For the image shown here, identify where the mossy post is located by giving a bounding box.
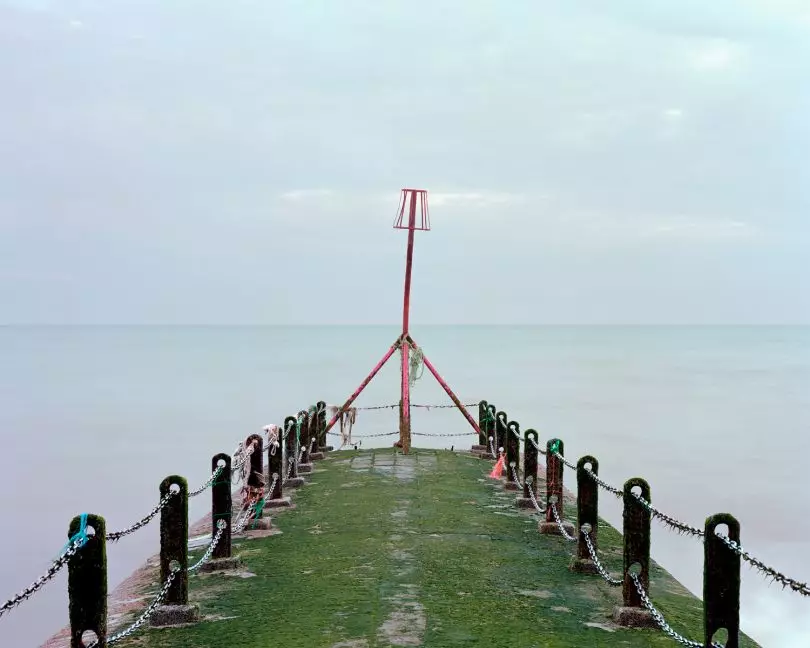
[571,455,599,574]
[486,403,497,458]
[613,477,655,628]
[160,476,189,604]
[516,428,539,508]
[504,420,521,491]
[211,453,232,559]
[538,438,574,536]
[246,433,264,490]
[152,475,200,626]
[317,401,332,452]
[68,514,107,648]
[310,402,324,459]
[495,411,508,459]
[299,409,311,464]
[473,400,488,452]
[284,415,305,488]
[265,428,291,508]
[704,513,741,648]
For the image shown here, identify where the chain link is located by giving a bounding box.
[266,473,279,499]
[510,464,524,490]
[552,450,577,471]
[106,491,175,542]
[550,502,577,542]
[631,492,706,538]
[583,467,623,497]
[99,568,180,646]
[526,482,546,514]
[630,572,721,648]
[715,533,810,597]
[353,403,479,411]
[488,436,496,458]
[188,523,226,572]
[0,538,85,619]
[527,436,547,455]
[282,456,295,484]
[412,431,476,437]
[582,530,623,586]
[189,465,224,498]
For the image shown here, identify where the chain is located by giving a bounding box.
[527,436,546,455]
[583,467,623,498]
[282,456,294,483]
[99,568,180,646]
[353,403,479,411]
[552,450,577,471]
[189,465,224,498]
[299,445,307,462]
[412,431,476,437]
[550,502,577,542]
[327,430,398,439]
[526,482,546,514]
[0,538,85,619]
[582,530,623,586]
[715,534,810,597]
[310,437,317,452]
[488,436,496,458]
[510,464,524,490]
[188,522,226,573]
[106,492,175,542]
[630,572,720,648]
[631,492,705,538]
[267,473,279,498]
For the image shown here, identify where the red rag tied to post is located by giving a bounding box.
[489,454,505,479]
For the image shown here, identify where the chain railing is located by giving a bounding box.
[716,534,810,597]
[526,481,546,514]
[550,502,577,542]
[582,529,622,586]
[106,492,175,542]
[188,522,226,573]
[93,567,181,646]
[189,465,224,498]
[630,572,722,648]
[0,537,86,619]
[353,402,479,411]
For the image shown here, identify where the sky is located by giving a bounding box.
[1,0,809,325]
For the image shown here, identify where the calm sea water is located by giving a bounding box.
[1,326,808,647]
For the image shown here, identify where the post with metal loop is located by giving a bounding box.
[704,514,741,648]
[284,415,305,488]
[613,477,655,627]
[298,409,313,474]
[473,400,489,452]
[571,455,600,574]
[495,411,508,460]
[68,514,107,648]
[538,438,574,536]
[504,420,521,491]
[151,476,200,627]
[245,433,264,491]
[310,401,326,460]
[265,427,291,508]
[516,429,539,508]
[318,400,333,452]
[485,403,497,459]
[201,454,242,571]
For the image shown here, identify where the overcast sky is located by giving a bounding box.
[1,0,808,325]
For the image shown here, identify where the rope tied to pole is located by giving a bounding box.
[409,346,425,389]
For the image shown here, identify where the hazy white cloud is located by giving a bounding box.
[428,192,528,208]
[661,108,685,120]
[689,38,745,71]
[279,189,335,203]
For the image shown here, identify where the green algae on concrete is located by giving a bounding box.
[122,448,760,648]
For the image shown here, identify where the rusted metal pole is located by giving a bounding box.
[402,190,417,334]
[407,336,482,437]
[324,337,401,435]
[400,338,411,453]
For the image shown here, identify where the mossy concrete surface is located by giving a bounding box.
[121,448,760,648]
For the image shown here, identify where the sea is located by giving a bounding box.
[0,325,808,647]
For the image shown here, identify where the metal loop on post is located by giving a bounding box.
[477,401,489,446]
[298,409,311,464]
[495,411,508,461]
[505,420,520,485]
[159,475,189,606]
[284,415,299,479]
[704,513,741,648]
[245,434,264,490]
[545,438,565,523]
[621,477,651,609]
[211,453,232,560]
[68,514,107,648]
[576,455,600,564]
